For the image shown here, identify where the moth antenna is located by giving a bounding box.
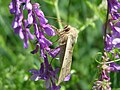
[45,16,67,27]
[45,16,63,22]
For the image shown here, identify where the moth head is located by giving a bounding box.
[63,25,71,33]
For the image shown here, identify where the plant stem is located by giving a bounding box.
[103,0,109,50]
[67,0,71,24]
[54,0,63,30]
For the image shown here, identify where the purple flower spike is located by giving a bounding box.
[105,0,120,51]
[9,0,60,89]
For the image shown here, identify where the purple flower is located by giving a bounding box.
[93,64,111,90]
[26,10,33,26]
[9,0,56,49]
[29,54,60,89]
[93,80,111,90]
[105,34,113,51]
[101,70,110,81]
[51,82,61,90]
[105,0,120,51]
[29,55,59,81]
[12,11,23,29]
[9,0,35,48]
[105,33,120,51]
[49,47,60,58]
[22,28,34,48]
[108,0,120,18]
[42,24,56,36]
[31,44,40,54]
[31,31,52,56]
[64,74,71,81]
[9,0,21,15]
[24,0,32,10]
[105,32,120,51]
[94,1,120,89]
[28,63,44,81]
[33,3,48,25]
[109,62,120,71]
[9,0,60,89]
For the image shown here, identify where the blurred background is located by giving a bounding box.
[0,0,120,90]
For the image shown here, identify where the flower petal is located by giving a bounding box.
[64,74,71,81]
[43,24,56,36]
[110,62,120,71]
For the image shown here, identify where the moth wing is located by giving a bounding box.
[57,34,74,85]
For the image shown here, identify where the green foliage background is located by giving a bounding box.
[0,0,120,90]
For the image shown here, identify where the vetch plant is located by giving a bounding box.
[9,0,61,89]
[93,0,120,90]
[93,52,120,90]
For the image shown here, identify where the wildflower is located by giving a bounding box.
[64,74,71,81]
[9,0,60,89]
[93,0,120,90]
[29,54,60,89]
[105,0,120,51]
[107,0,120,22]
[49,47,60,58]
[109,62,120,71]
[9,0,55,48]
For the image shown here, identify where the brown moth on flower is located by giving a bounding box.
[57,25,79,85]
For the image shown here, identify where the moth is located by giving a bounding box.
[57,25,79,85]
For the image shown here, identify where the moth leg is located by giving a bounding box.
[51,25,69,36]
[51,25,61,35]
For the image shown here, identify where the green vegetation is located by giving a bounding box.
[0,0,120,90]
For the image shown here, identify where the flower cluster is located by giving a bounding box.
[29,54,60,90]
[9,0,60,89]
[9,0,55,49]
[105,0,120,51]
[93,53,120,90]
[93,0,120,89]
[105,0,120,72]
